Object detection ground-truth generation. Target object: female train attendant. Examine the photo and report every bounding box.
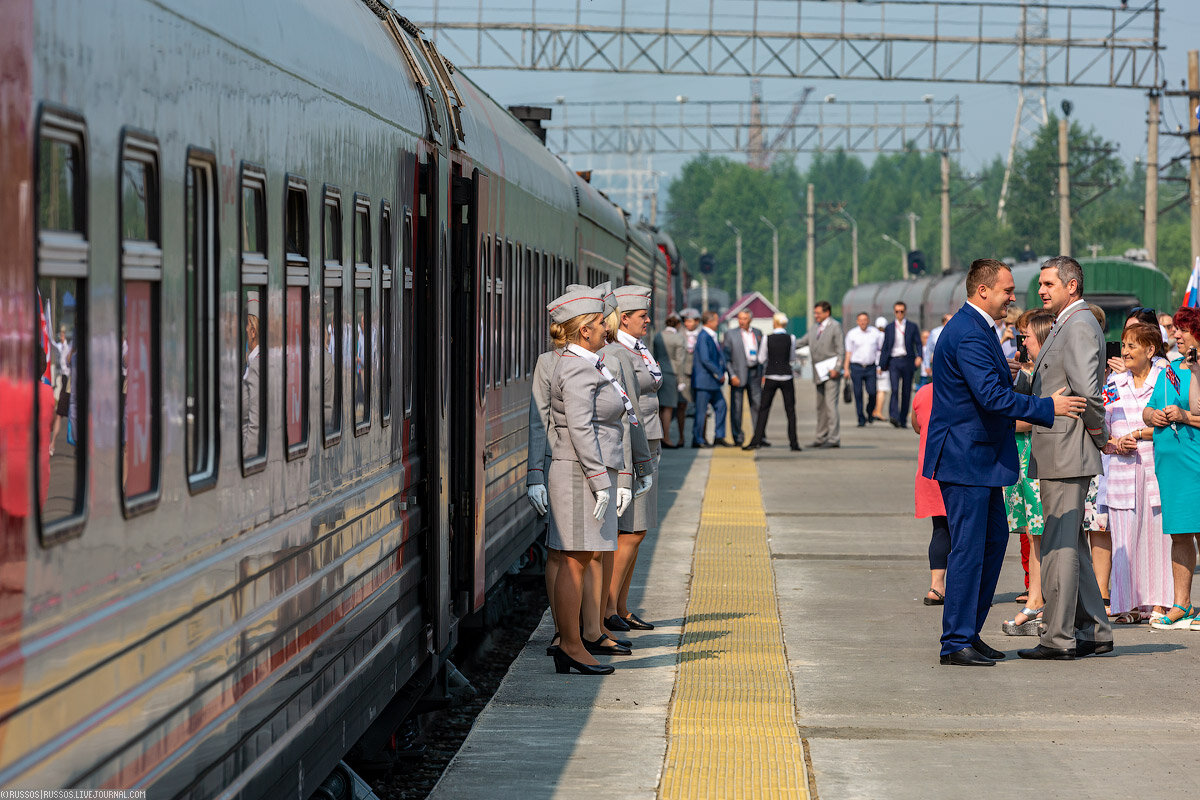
[544,287,634,675]
[529,284,648,656]
[601,285,663,632]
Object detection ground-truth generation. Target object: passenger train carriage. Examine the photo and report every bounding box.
[841,256,1173,341]
[0,1,682,797]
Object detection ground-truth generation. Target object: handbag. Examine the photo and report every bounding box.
[843,380,852,404]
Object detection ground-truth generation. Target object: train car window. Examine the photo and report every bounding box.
[492,237,502,388]
[239,165,269,473]
[503,241,513,385]
[185,151,219,492]
[35,109,89,543]
[118,133,163,516]
[322,187,344,445]
[380,202,392,427]
[284,177,309,459]
[479,234,489,401]
[353,195,372,434]
[402,208,414,418]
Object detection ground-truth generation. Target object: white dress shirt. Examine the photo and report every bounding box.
[965,301,1001,337]
[845,326,881,366]
[890,318,908,358]
[738,328,762,365]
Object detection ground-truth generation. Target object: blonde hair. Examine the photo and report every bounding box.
[772,313,788,328]
[603,310,620,343]
[550,312,602,348]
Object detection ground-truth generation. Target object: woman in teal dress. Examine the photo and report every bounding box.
[1143,306,1200,630]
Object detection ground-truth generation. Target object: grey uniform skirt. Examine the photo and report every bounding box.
[547,463,618,551]
[657,380,680,409]
[619,440,661,531]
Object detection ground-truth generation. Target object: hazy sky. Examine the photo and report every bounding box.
[429,1,1200,202]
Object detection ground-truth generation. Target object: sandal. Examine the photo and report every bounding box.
[1015,591,1029,605]
[1111,611,1140,625]
[923,588,945,606]
[1150,604,1195,630]
[1002,606,1043,636]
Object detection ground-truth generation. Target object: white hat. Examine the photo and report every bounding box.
[547,287,605,324]
[874,316,887,329]
[246,290,261,319]
[613,285,651,313]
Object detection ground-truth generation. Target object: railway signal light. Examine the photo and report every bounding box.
[698,252,715,275]
[908,250,927,276]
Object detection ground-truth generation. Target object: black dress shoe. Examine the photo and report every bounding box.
[605,613,631,632]
[972,638,1005,660]
[553,649,615,675]
[584,634,632,656]
[1017,644,1076,660]
[761,440,772,447]
[742,442,758,451]
[712,439,733,447]
[810,441,826,449]
[825,442,841,448]
[622,612,655,630]
[939,646,995,666]
[691,441,710,449]
[1076,640,1114,657]
[890,418,902,428]
[789,445,803,452]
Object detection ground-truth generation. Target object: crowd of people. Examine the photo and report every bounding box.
[910,256,1200,665]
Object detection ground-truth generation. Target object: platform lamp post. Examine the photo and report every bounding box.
[687,238,708,313]
[759,215,780,309]
[725,220,742,300]
[835,209,858,287]
[881,234,907,280]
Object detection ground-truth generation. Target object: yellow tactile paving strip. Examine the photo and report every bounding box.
[659,447,811,799]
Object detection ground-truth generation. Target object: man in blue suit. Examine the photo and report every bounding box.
[923,259,1084,666]
[878,301,923,427]
[691,310,730,448]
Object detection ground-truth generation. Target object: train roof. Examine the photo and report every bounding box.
[572,172,627,242]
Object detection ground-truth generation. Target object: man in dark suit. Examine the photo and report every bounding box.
[691,310,730,447]
[722,310,764,446]
[923,259,1084,666]
[878,301,923,427]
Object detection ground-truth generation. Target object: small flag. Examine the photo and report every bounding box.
[1185,256,1200,308]
[1102,380,1119,407]
[37,288,52,383]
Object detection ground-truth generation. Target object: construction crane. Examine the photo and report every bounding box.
[748,83,814,170]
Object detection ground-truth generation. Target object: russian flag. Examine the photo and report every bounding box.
[1187,256,1200,308]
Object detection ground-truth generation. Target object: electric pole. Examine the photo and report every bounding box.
[940,152,951,274]
[725,220,743,300]
[806,184,815,332]
[906,212,920,251]
[760,216,780,309]
[1059,116,1072,256]
[1145,90,1159,263]
[1189,50,1200,266]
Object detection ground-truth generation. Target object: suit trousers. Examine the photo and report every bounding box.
[939,483,1008,655]
[749,378,798,447]
[814,377,841,445]
[692,387,727,445]
[1038,476,1112,649]
[888,358,916,425]
[849,363,877,424]
[728,366,763,444]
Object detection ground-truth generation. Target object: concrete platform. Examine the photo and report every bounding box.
[430,381,1200,799]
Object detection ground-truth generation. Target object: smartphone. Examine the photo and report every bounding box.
[1187,347,1199,365]
[1016,339,1028,363]
[1105,341,1122,361]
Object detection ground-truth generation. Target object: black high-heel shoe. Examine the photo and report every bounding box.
[605,614,631,632]
[604,633,633,648]
[553,649,615,675]
[584,634,632,656]
[546,631,561,656]
[622,612,655,630]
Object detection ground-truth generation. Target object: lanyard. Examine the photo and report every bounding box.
[566,343,641,427]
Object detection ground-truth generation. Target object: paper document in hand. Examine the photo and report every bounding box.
[814,356,839,383]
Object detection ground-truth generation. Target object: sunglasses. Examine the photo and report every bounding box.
[1129,306,1156,317]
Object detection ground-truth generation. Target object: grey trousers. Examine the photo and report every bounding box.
[814,377,842,445]
[1038,476,1112,649]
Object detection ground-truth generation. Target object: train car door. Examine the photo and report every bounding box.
[449,164,487,615]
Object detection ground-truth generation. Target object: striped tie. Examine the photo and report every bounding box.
[633,338,663,383]
[566,343,640,427]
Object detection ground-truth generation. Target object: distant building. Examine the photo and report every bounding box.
[720,291,781,334]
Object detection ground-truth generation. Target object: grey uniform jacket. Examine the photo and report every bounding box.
[548,352,628,493]
[1021,301,1107,479]
[796,319,846,383]
[723,327,764,384]
[651,331,679,387]
[526,348,564,487]
[603,340,665,442]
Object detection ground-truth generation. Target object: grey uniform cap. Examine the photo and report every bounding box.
[547,287,605,324]
[613,285,651,313]
[679,307,701,320]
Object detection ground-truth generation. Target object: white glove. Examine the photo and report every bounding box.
[634,474,654,498]
[678,382,687,393]
[615,487,633,516]
[526,484,548,516]
[592,489,610,522]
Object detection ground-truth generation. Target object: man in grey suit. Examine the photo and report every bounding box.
[1018,256,1113,660]
[795,301,846,448]
[723,310,765,446]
